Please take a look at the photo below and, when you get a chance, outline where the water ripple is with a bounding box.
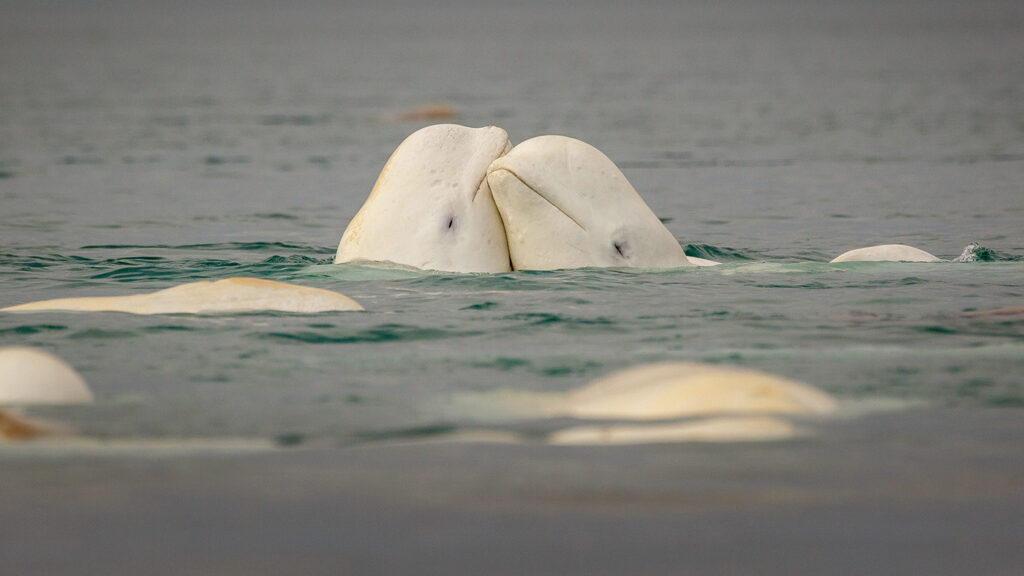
[256,323,482,344]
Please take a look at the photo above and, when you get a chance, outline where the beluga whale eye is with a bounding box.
[333,124,513,273]
[486,134,698,270]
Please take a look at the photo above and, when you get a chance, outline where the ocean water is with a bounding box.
[1,0,1023,573]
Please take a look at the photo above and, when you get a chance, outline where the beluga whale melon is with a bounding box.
[486,135,715,270]
[335,124,513,273]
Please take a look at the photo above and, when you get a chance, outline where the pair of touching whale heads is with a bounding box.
[336,123,939,272]
[335,124,717,273]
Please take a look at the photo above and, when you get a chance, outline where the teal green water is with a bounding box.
[2,244,1021,443]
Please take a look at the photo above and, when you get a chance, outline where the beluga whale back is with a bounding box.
[335,124,513,273]
[486,135,708,270]
[830,244,940,263]
[1,278,363,314]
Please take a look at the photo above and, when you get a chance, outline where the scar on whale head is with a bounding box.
[335,124,513,273]
[485,135,717,270]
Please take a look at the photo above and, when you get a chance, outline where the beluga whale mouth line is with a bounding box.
[470,140,511,203]
[488,167,588,232]
[486,134,698,271]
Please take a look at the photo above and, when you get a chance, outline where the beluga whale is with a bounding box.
[830,244,940,263]
[1,347,93,441]
[424,362,838,445]
[1,278,363,314]
[547,361,837,444]
[485,135,716,270]
[335,124,513,273]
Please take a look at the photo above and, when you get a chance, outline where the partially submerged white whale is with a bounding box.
[1,278,363,314]
[546,362,836,445]
[486,135,717,270]
[558,362,837,420]
[0,347,93,406]
[831,244,940,263]
[0,347,93,441]
[434,362,837,445]
[336,124,513,273]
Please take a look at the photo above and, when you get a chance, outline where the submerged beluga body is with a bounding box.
[831,244,940,263]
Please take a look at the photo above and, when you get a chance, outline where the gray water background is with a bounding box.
[2,1,1024,573]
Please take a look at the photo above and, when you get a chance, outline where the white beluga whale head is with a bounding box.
[335,124,512,273]
[485,135,699,270]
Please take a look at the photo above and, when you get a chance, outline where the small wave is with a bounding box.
[465,356,532,371]
[0,243,337,283]
[354,424,459,443]
[460,301,500,311]
[68,328,136,340]
[247,213,298,220]
[0,253,82,271]
[0,324,68,336]
[501,312,618,331]
[300,262,431,281]
[90,265,185,281]
[953,243,1023,262]
[683,244,758,261]
[141,325,199,333]
[6,251,328,283]
[257,323,482,344]
[464,356,602,378]
[79,242,333,254]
